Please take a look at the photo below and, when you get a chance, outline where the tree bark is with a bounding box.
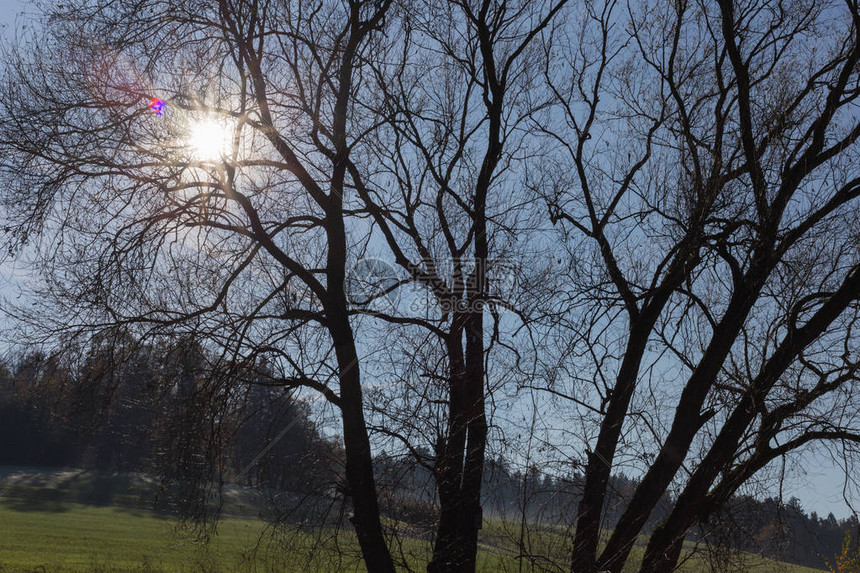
[333,324,396,573]
[570,320,652,573]
[428,318,486,573]
[327,200,396,572]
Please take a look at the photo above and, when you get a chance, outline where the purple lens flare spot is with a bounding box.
[149,98,166,115]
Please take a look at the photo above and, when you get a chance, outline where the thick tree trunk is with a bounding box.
[595,293,756,573]
[328,136,396,572]
[333,328,396,573]
[595,254,777,573]
[637,265,860,573]
[461,310,488,571]
[428,321,486,573]
[325,263,396,565]
[570,323,651,573]
[429,357,471,573]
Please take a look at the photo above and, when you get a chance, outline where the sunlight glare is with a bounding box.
[188,119,231,162]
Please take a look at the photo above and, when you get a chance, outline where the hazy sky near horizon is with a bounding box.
[0,0,855,523]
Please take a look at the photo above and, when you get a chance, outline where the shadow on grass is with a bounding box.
[0,468,165,512]
[0,496,70,513]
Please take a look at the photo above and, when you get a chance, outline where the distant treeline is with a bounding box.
[0,332,338,497]
[376,451,859,570]
[0,333,857,570]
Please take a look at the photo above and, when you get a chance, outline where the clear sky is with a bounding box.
[0,0,854,523]
[0,0,31,40]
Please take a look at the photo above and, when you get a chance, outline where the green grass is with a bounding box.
[479,518,823,573]
[0,500,392,572]
[0,502,825,573]
[0,469,826,572]
[1,502,258,572]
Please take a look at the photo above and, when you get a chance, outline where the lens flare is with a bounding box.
[149,98,166,115]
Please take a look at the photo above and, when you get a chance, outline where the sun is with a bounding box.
[188,119,231,162]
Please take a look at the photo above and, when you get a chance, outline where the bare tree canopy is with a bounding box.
[0,1,858,573]
[1,0,401,570]
[532,1,860,571]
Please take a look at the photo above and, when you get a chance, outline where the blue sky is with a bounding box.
[0,0,31,39]
[0,0,33,297]
[0,0,855,522]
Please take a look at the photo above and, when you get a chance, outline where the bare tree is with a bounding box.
[531,0,860,571]
[3,1,859,572]
[0,1,398,570]
[342,0,568,569]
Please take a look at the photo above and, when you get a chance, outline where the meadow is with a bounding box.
[0,468,824,573]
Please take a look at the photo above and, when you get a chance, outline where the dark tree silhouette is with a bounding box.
[1,1,859,572]
[0,1,397,570]
[530,1,860,571]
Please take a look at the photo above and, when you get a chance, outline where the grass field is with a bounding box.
[0,468,826,572]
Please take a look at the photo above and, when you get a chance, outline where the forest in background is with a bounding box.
[1,333,857,571]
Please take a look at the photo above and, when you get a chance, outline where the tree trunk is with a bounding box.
[328,138,396,571]
[637,265,860,573]
[330,310,396,573]
[570,323,651,573]
[595,262,771,573]
[428,321,486,573]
